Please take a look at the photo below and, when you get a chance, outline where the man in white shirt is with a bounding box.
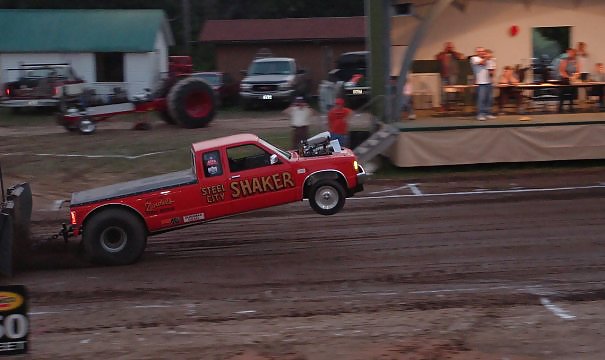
[283,97,316,149]
[470,47,496,121]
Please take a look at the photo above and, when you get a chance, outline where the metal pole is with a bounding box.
[0,162,5,204]
[395,0,455,121]
[365,0,389,123]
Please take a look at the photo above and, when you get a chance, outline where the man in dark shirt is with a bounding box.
[435,42,464,110]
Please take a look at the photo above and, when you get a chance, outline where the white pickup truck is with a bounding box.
[239,57,310,109]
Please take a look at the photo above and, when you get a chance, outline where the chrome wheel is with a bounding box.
[314,185,339,210]
[79,118,96,134]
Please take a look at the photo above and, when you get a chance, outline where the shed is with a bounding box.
[199,17,367,94]
[0,9,174,98]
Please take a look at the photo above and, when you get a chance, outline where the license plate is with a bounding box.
[352,89,364,95]
[27,100,38,106]
[262,94,272,100]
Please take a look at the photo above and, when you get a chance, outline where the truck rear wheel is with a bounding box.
[167,77,216,128]
[309,180,346,215]
[83,208,147,265]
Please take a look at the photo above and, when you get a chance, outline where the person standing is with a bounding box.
[576,41,589,81]
[401,75,416,120]
[470,47,496,121]
[589,62,605,110]
[283,96,316,149]
[435,42,465,110]
[497,65,522,114]
[558,48,578,113]
[485,49,497,117]
[327,97,353,147]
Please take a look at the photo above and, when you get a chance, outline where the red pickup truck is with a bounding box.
[67,132,366,265]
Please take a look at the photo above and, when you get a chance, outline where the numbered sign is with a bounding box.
[0,285,28,355]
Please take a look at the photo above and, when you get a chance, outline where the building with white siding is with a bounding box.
[0,9,174,98]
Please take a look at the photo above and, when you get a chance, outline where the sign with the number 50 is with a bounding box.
[0,286,28,355]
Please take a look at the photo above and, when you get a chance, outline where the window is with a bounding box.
[95,52,124,82]
[227,144,271,172]
[532,26,571,81]
[202,150,223,177]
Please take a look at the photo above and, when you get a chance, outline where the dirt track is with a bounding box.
[8,171,605,359]
[2,114,605,359]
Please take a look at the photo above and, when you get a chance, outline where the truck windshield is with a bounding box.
[248,61,294,76]
[259,138,291,159]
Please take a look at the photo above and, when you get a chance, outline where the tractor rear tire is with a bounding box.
[83,208,147,266]
[167,77,216,128]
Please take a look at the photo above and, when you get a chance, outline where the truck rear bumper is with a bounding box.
[0,98,59,107]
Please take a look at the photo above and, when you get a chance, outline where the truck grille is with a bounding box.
[252,84,278,92]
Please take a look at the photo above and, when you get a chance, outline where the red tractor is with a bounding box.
[57,56,216,134]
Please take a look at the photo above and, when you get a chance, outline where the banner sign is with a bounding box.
[0,285,28,355]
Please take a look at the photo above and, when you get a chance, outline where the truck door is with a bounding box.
[194,149,233,221]
[225,143,297,214]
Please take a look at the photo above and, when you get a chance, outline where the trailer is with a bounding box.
[56,56,217,134]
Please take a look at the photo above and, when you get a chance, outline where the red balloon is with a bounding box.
[510,25,519,37]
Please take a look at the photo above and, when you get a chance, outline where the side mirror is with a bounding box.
[297,69,306,75]
[269,154,279,165]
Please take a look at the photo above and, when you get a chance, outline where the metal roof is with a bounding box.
[0,9,174,53]
[199,17,366,43]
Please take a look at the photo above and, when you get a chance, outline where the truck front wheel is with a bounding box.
[309,180,346,215]
[83,208,147,265]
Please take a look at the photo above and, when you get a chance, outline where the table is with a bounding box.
[441,82,605,113]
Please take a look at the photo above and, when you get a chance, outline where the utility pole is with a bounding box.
[365,0,391,123]
[182,0,192,55]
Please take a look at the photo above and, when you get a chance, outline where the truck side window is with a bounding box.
[202,150,223,177]
[227,144,271,172]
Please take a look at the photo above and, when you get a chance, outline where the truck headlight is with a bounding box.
[278,82,292,90]
[240,83,252,91]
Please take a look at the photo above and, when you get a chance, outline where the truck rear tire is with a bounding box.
[309,180,346,215]
[83,208,147,266]
[167,77,216,128]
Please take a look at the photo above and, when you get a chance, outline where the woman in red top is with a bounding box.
[327,98,353,148]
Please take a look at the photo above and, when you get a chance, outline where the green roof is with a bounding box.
[0,9,174,53]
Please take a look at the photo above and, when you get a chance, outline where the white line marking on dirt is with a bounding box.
[351,184,605,200]
[51,200,65,210]
[540,297,576,320]
[235,310,257,315]
[29,311,60,315]
[132,305,172,309]
[369,185,410,194]
[409,285,514,295]
[0,150,172,160]
[407,183,423,196]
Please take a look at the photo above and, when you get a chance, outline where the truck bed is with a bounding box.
[71,169,197,206]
